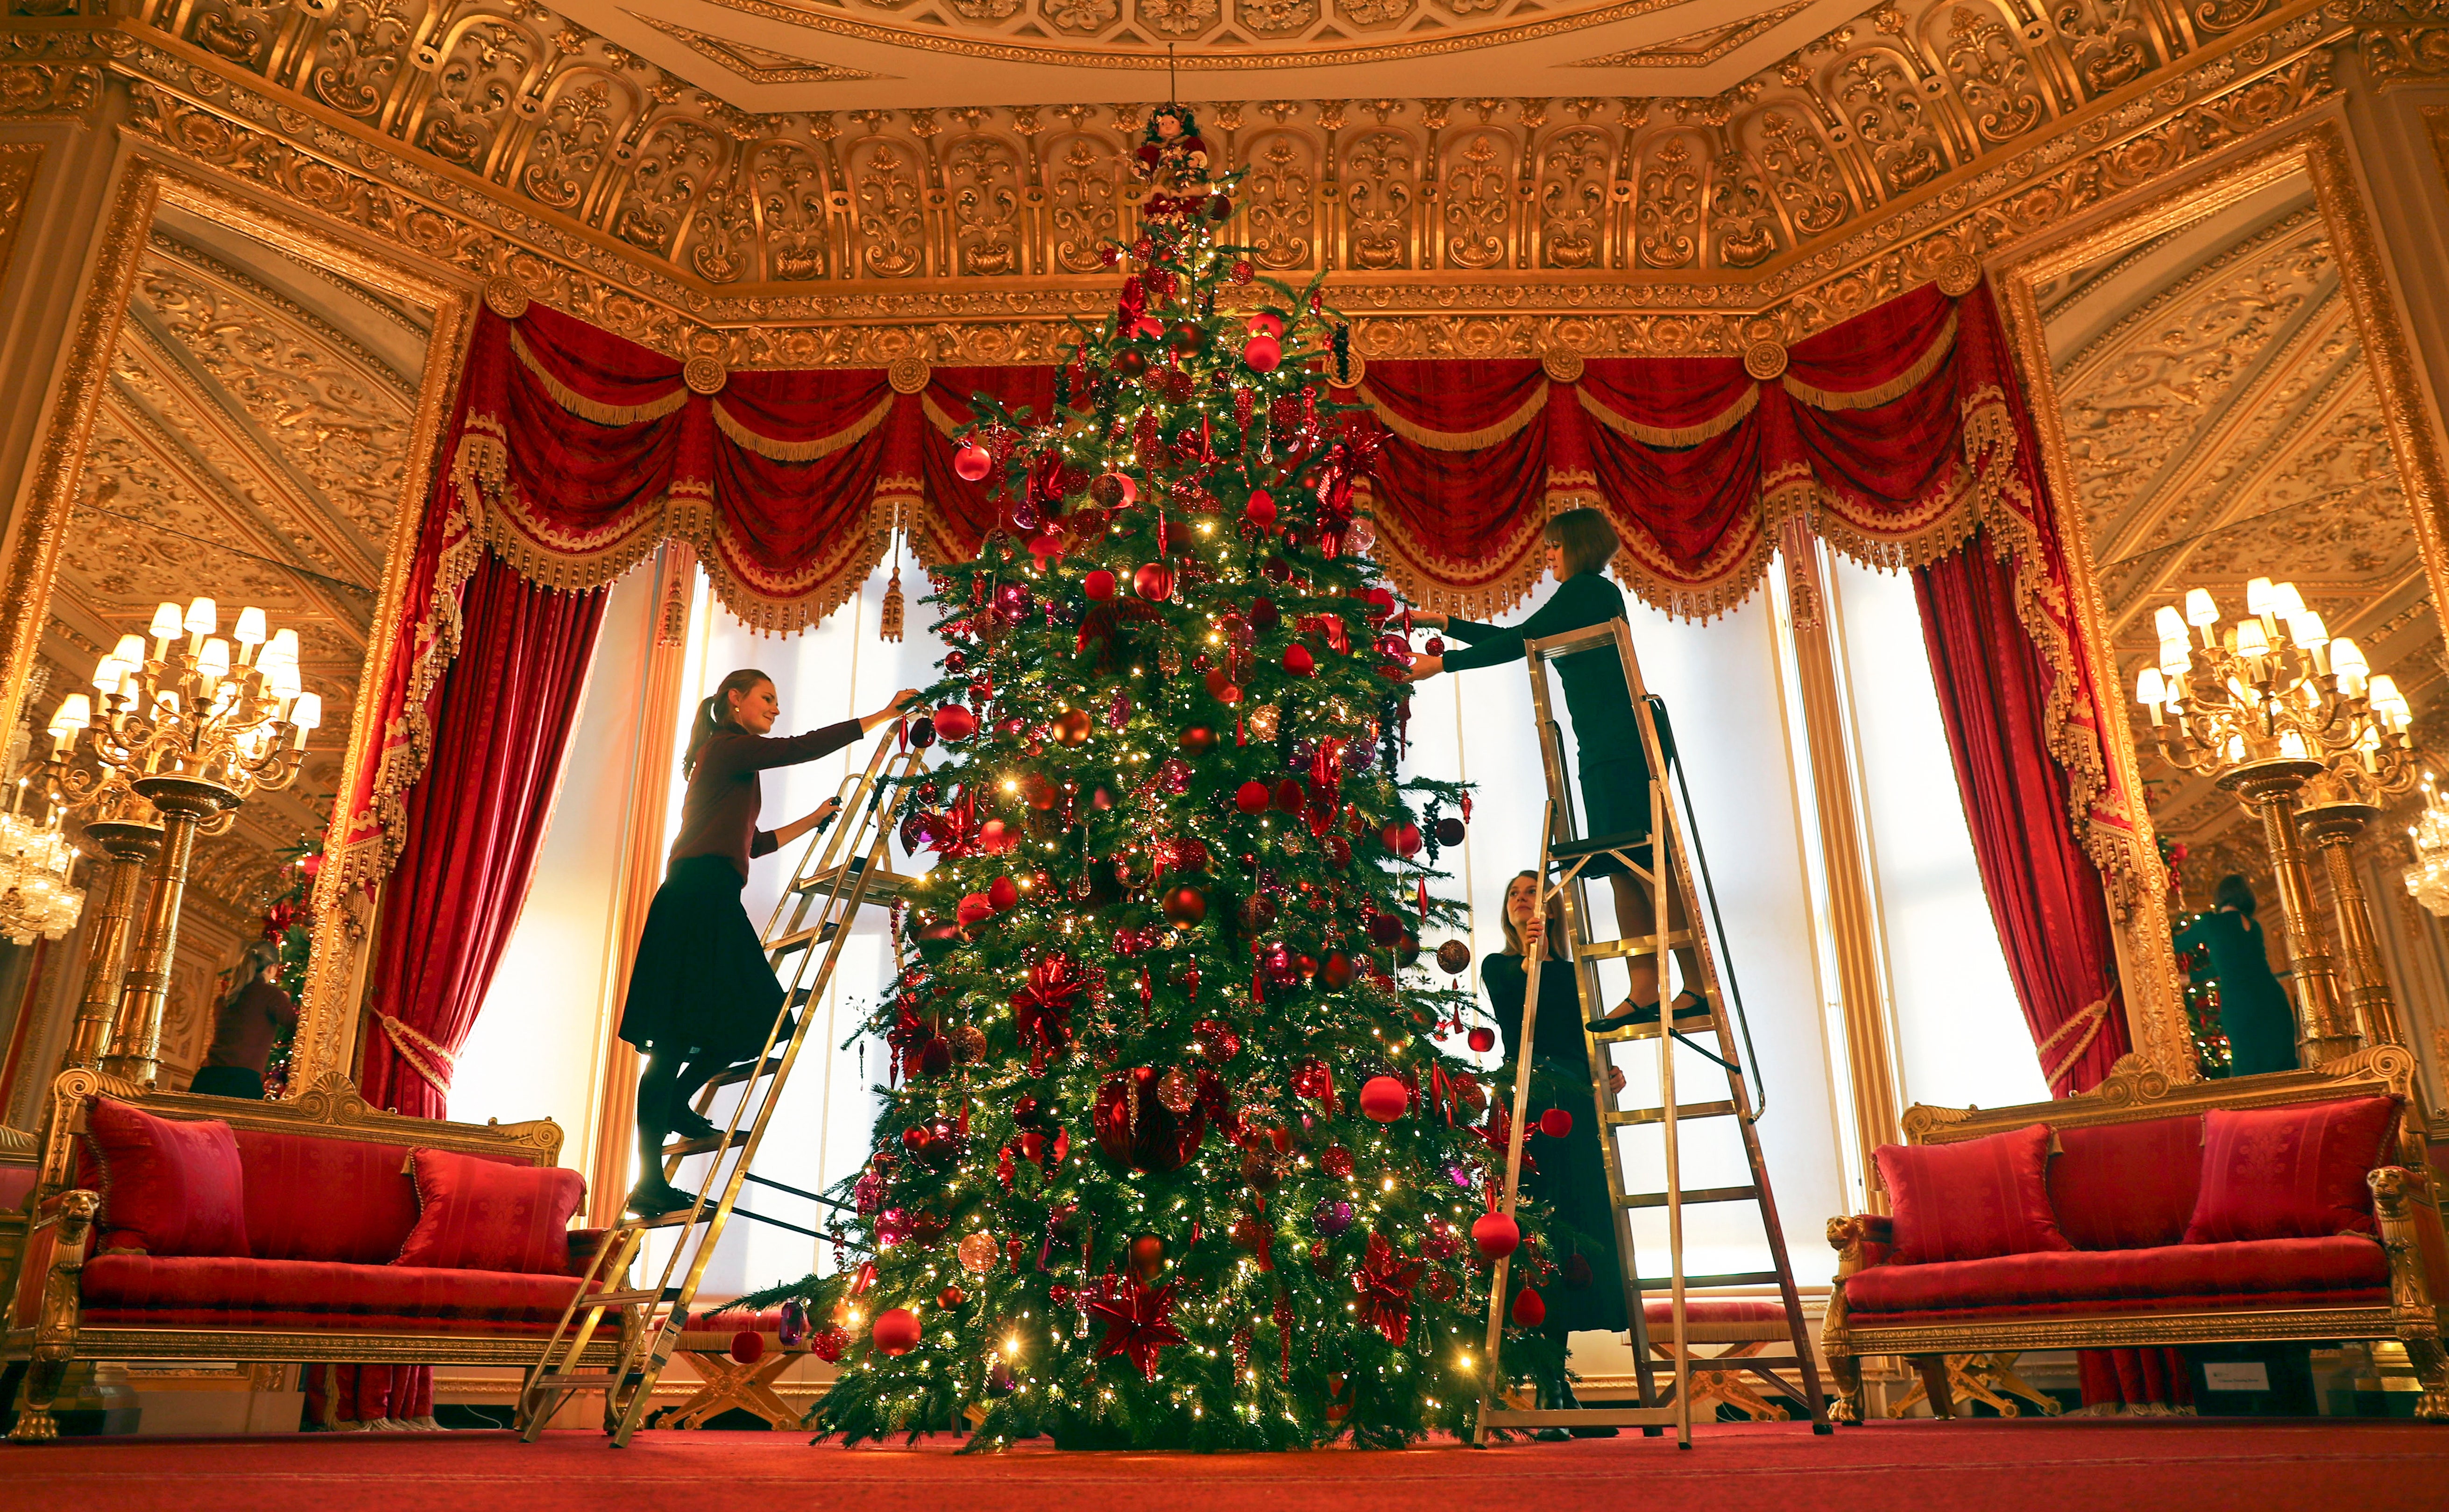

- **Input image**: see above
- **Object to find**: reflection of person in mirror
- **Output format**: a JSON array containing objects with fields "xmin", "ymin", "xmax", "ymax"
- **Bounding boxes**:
[
  {"xmin": 1481, "ymin": 870, "xmax": 1626, "ymax": 1434},
  {"xmin": 1409, "ymin": 509, "xmax": 1702, "ymax": 1025},
  {"xmin": 2175, "ymin": 873, "xmax": 2299, "ymax": 1077},
  {"xmin": 617, "ymin": 670, "xmax": 920, "ymax": 1218},
  {"xmin": 189, "ymin": 940, "xmax": 296, "ymax": 1100}
]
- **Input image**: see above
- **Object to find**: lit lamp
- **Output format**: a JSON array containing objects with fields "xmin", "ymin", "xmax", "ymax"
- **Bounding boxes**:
[
  {"xmin": 2134, "ymin": 578, "xmax": 2408, "ymax": 1065},
  {"xmin": 2404, "ymin": 777, "xmax": 2449, "ymax": 917},
  {"xmin": 37, "ymin": 596, "xmax": 314, "ymax": 1087}
]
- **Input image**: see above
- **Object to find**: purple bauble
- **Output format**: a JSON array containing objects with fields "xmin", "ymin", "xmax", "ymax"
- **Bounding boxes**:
[
  {"xmin": 1346, "ymin": 738, "xmax": 1375, "ymax": 771},
  {"xmin": 1447, "ymin": 1164, "xmax": 1473, "ymax": 1190},
  {"xmin": 1313, "ymin": 1198, "xmax": 1355, "ymax": 1237}
]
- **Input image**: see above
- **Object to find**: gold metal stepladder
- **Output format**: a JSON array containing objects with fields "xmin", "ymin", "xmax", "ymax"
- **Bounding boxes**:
[
  {"xmin": 519, "ymin": 728, "xmax": 925, "ymax": 1445},
  {"xmin": 1472, "ymin": 620, "xmax": 1830, "ymax": 1446}
]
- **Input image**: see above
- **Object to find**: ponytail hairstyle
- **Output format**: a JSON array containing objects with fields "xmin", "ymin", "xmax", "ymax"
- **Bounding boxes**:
[{"xmin": 684, "ymin": 669, "xmax": 773, "ymax": 777}]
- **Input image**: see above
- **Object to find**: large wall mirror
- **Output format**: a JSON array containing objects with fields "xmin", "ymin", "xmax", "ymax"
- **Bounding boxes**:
[
  {"xmin": 2000, "ymin": 124, "xmax": 2449, "ymax": 1097},
  {"xmin": 0, "ymin": 164, "xmax": 465, "ymax": 1122}
]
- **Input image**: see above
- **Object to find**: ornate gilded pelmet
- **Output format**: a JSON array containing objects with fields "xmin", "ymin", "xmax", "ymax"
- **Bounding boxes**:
[{"xmin": 0, "ymin": 2, "xmax": 2351, "ymax": 371}]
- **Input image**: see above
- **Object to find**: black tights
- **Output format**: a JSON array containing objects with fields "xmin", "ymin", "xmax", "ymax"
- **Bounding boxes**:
[{"xmin": 632, "ymin": 1050, "xmax": 724, "ymax": 1195}]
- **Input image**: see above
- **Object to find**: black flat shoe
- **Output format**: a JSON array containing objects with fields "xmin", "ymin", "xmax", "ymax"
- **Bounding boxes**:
[
  {"xmin": 668, "ymin": 1105, "xmax": 719, "ymax": 1141},
  {"xmin": 627, "ymin": 1180, "xmax": 696, "ymax": 1219}
]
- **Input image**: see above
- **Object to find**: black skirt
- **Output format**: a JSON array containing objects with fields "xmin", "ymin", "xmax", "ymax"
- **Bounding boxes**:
[{"xmin": 618, "ymin": 853, "xmax": 784, "ymax": 1063}]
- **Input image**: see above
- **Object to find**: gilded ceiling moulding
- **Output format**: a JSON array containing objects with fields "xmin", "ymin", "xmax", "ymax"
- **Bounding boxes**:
[{"xmin": 6, "ymin": 0, "xmax": 2343, "ymax": 367}]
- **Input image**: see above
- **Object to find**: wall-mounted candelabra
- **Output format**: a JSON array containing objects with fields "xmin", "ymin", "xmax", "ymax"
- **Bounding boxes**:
[{"xmin": 2136, "ymin": 577, "xmax": 2415, "ymax": 1066}]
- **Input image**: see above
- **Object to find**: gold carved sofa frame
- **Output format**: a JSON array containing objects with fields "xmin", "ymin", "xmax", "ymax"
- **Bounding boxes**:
[{"xmin": 1821, "ymin": 1049, "xmax": 2449, "ymax": 1422}]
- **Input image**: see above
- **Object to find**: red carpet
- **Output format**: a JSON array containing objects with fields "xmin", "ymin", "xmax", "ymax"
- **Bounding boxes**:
[{"xmin": 5, "ymin": 1419, "xmax": 2444, "ymax": 1512}]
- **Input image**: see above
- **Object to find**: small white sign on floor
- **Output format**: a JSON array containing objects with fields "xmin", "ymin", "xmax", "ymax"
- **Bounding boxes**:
[{"xmin": 2202, "ymin": 1362, "xmax": 2271, "ymax": 1392}]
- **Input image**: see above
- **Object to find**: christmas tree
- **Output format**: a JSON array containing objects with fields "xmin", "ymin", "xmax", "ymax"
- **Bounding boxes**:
[{"xmin": 736, "ymin": 110, "xmax": 1564, "ymax": 1450}]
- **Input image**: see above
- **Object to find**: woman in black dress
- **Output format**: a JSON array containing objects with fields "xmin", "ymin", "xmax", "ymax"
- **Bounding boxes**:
[
  {"xmin": 2174, "ymin": 874, "xmax": 2299, "ymax": 1077},
  {"xmin": 1482, "ymin": 869, "xmax": 1630, "ymax": 1433},
  {"xmin": 622, "ymin": 668, "xmax": 920, "ymax": 1217},
  {"xmin": 1414, "ymin": 509, "xmax": 1701, "ymax": 1023}
]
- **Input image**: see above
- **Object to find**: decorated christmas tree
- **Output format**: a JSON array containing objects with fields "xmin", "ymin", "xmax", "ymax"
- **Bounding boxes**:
[{"xmin": 737, "ymin": 110, "xmax": 1563, "ymax": 1450}]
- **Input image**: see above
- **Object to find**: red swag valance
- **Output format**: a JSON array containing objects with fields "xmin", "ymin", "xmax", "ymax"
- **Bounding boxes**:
[{"xmin": 333, "ymin": 283, "xmax": 2143, "ymax": 910}]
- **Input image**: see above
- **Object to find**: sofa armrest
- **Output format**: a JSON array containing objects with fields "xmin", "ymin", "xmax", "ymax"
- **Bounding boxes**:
[
  {"xmin": 10, "ymin": 1188, "xmax": 95, "ymax": 1337},
  {"xmin": 567, "ymin": 1226, "xmax": 618, "ymax": 1280},
  {"xmin": 2370, "ymin": 1166, "xmax": 2442, "ymax": 1326},
  {"xmin": 1827, "ymin": 1213, "xmax": 1894, "ymax": 1268}
]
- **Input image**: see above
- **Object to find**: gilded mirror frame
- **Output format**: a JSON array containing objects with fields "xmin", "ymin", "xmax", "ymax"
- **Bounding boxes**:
[
  {"xmin": 1988, "ymin": 110, "xmax": 2449, "ymax": 1083},
  {"xmin": 0, "ymin": 153, "xmax": 474, "ymax": 1095}
]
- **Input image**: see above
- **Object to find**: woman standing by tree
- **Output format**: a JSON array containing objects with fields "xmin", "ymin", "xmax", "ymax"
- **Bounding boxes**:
[{"xmin": 621, "ymin": 670, "xmax": 920, "ymax": 1217}]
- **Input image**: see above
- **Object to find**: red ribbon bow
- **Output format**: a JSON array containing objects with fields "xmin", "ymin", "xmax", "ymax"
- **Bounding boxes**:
[
  {"xmin": 1010, "ymin": 952, "xmax": 1085, "ymax": 1072},
  {"xmin": 1088, "ymin": 1272, "xmax": 1185, "ymax": 1381},
  {"xmin": 1353, "ymin": 1232, "xmax": 1423, "ymax": 1346}
]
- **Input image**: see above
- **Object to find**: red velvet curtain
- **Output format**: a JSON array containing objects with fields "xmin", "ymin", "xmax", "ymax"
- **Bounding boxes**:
[{"xmin": 356, "ymin": 556, "xmax": 607, "ymax": 1118}]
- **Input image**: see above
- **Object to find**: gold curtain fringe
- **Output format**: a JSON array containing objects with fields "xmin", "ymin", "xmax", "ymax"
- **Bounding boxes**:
[
  {"xmin": 1781, "ymin": 311, "xmax": 1960, "ymax": 412},
  {"xmin": 507, "ymin": 327, "xmax": 691, "ymax": 427},
  {"xmin": 2039, "ymin": 997, "xmax": 2113, "ymax": 1088},
  {"xmin": 922, "ymin": 392, "xmax": 969, "ymax": 437},
  {"xmin": 1359, "ymin": 379, "xmax": 1551, "ymax": 452},
  {"xmin": 375, "ymin": 1012, "xmax": 458, "ymax": 1092},
  {"xmin": 712, "ymin": 390, "xmax": 895, "ymax": 462},
  {"xmin": 1577, "ymin": 382, "xmax": 1760, "ymax": 448},
  {"xmin": 1612, "ymin": 530, "xmax": 1777, "ymax": 625},
  {"xmin": 699, "ymin": 521, "xmax": 894, "ymax": 637}
]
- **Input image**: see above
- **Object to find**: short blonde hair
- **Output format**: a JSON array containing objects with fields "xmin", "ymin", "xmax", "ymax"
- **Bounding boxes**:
[{"xmin": 1543, "ymin": 508, "xmax": 1619, "ymax": 579}]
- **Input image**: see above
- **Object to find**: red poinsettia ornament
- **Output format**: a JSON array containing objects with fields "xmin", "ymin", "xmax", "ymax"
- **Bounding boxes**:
[
  {"xmin": 1353, "ymin": 1231, "xmax": 1423, "ymax": 1345},
  {"xmin": 1087, "ymin": 1272, "xmax": 1186, "ymax": 1381}
]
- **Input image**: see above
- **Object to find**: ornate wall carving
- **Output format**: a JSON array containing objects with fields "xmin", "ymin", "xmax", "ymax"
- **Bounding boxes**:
[{"xmin": 0, "ymin": 142, "xmax": 40, "ymax": 297}]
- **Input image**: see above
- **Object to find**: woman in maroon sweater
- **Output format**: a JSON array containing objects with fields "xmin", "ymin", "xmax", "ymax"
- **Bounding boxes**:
[{"xmin": 622, "ymin": 668, "xmax": 919, "ymax": 1217}]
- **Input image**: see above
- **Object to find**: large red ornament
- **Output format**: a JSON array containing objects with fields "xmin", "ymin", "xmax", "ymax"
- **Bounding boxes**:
[
  {"xmin": 978, "ymin": 819, "xmax": 1018, "ymax": 854},
  {"xmin": 1359, "ymin": 1076, "xmax": 1408, "ymax": 1123},
  {"xmin": 1510, "ymin": 1288, "xmax": 1546, "ymax": 1328},
  {"xmin": 953, "ymin": 440, "xmax": 993, "ymax": 482},
  {"xmin": 1134, "ymin": 562, "xmax": 1175, "ymax": 602},
  {"xmin": 1244, "ymin": 489, "xmax": 1277, "ymax": 530},
  {"xmin": 988, "ymin": 875, "xmax": 1020, "ymax": 911},
  {"xmin": 1244, "ymin": 333, "xmax": 1282, "ymax": 373},
  {"xmin": 1382, "ymin": 822, "xmax": 1423, "ymax": 857},
  {"xmin": 1320, "ymin": 952, "xmax": 1355, "ymax": 990},
  {"xmin": 1054, "ymin": 707, "xmax": 1094, "ymax": 746},
  {"xmin": 956, "ymin": 893, "xmax": 992, "ymax": 927},
  {"xmin": 1283, "ymin": 643, "xmax": 1314, "ymax": 677},
  {"xmin": 871, "ymin": 1307, "xmax": 922, "ymax": 1355},
  {"xmin": 933, "ymin": 704, "xmax": 979, "ymax": 742},
  {"xmin": 1467, "ymin": 1025, "xmax": 1497, "ymax": 1054},
  {"xmin": 1130, "ymin": 1234, "xmax": 1166, "ymax": 1281},
  {"xmin": 1538, "ymin": 1108, "xmax": 1574, "ymax": 1139},
  {"xmin": 729, "ymin": 1329, "xmax": 764, "ymax": 1364},
  {"xmin": 1236, "ymin": 781, "xmax": 1272, "ymax": 814},
  {"xmin": 1083, "ymin": 569, "xmax": 1118, "ymax": 602},
  {"xmin": 1161, "ymin": 884, "xmax": 1207, "ymax": 926},
  {"xmin": 1472, "ymin": 1212, "xmax": 1521, "ymax": 1260}
]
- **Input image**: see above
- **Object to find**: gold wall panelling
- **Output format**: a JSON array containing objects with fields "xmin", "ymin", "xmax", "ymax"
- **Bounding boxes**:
[
  {"xmin": 27, "ymin": 0, "xmax": 2331, "ymax": 340},
  {"xmin": 0, "ymin": 144, "xmax": 43, "ymax": 297},
  {"xmin": 1992, "ymin": 118, "xmax": 2449, "ymax": 1083},
  {"xmin": 0, "ymin": 155, "xmax": 473, "ymax": 1099}
]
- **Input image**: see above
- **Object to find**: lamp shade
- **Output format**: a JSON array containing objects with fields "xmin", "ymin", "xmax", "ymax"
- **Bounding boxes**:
[
  {"xmin": 234, "ymin": 607, "xmax": 267, "ymax": 646},
  {"xmin": 2185, "ymin": 588, "xmax": 2219, "ymax": 626},
  {"xmin": 183, "ymin": 597, "xmax": 217, "ymax": 636},
  {"xmin": 149, "ymin": 602, "xmax": 184, "ymax": 639},
  {"xmin": 2135, "ymin": 667, "xmax": 2166, "ymax": 706}
]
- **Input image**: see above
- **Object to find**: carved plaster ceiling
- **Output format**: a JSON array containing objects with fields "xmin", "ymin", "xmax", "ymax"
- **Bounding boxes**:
[
  {"xmin": 37, "ymin": 204, "xmax": 428, "ymax": 931},
  {"xmin": 559, "ymin": 0, "xmax": 1858, "ymax": 108},
  {"xmin": 2038, "ymin": 174, "xmax": 2434, "ymax": 906}
]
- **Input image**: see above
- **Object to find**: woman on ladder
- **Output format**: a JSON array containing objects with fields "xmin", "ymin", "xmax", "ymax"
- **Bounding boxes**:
[
  {"xmin": 1411, "ymin": 508, "xmax": 1702, "ymax": 1024},
  {"xmin": 622, "ymin": 669, "xmax": 921, "ymax": 1218},
  {"xmin": 1483, "ymin": 869, "xmax": 1631, "ymax": 1436}
]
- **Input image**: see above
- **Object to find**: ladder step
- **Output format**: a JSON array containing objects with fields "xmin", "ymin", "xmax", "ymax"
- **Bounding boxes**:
[
  {"xmin": 706, "ymin": 1053, "xmax": 788, "ymax": 1091},
  {"xmin": 795, "ymin": 855, "xmax": 916, "ymax": 899},
  {"xmin": 1606, "ymin": 1100, "xmax": 1739, "ymax": 1126},
  {"xmin": 770, "ymin": 921, "xmax": 840, "ymax": 956},
  {"xmin": 618, "ymin": 1207, "xmax": 705, "ymax": 1232},
  {"xmin": 1577, "ymin": 932, "xmax": 1696, "ymax": 961},
  {"xmin": 1549, "ymin": 829, "xmax": 1654, "ymax": 862},
  {"xmin": 1618, "ymin": 1185, "xmax": 1759, "ymax": 1209},
  {"xmin": 586, "ymin": 1286, "xmax": 684, "ymax": 1309},
  {"xmin": 1591, "ymin": 1015, "xmax": 1723, "ymax": 1044},
  {"xmin": 662, "ymin": 1134, "xmax": 734, "ymax": 1158},
  {"xmin": 1635, "ymin": 1271, "xmax": 1786, "ymax": 1289}
]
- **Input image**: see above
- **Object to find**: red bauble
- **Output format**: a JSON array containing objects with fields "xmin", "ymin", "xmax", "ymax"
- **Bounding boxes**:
[
  {"xmin": 918, "ymin": 1037, "xmax": 952, "ymax": 1077},
  {"xmin": 1434, "ymin": 939, "xmax": 1473, "ymax": 975},
  {"xmin": 1244, "ymin": 332, "xmax": 1282, "ymax": 373},
  {"xmin": 1245, "ymin": 489, "xmax": 1277, "ymax": 530},
  {"xmin": 1511, "ymin": 1288, "xmax": 1546, "ymax": 1327},
  {"xmin": 1235, "ymin": 780, "xmax": 1272, "ymax": 814},
  {"xmin": 1358, "ymin": 1075, "xmax": 1408, "ymax": 1123},
  {"xmin": 1366, "ymin": 913, "xmax": 1404, "ymax": 946},
  {"xmin": 1320, "ymin": 1145, "xmax": 1354, "ymax": 1178},
  {"xmin": 1162, "ymin": 884, "xmax": 1208, "ymax": 927},
  {"xmin": 1133, "ymin": 562, "xmax": 1175, "ymax": 602},
  {"xmin": 1324, "ymin": 835, "xmax": 1352, "ymax": 868},
  {"xmin": 934, "ymin": 704, "xmax": 979, "ymax": 742},
  {"xmin": 956, "ymin": 893, "xmax": 992, "ymax": 927},
  {"xmin": 871, "ymin": 1307, "xmax": 922, "ymax": 1355},
  {"xmin": 1054, "ymin": 707, "xmax": 1094, "ymax": 746},
  {"xmin": 1274, "ymin": 779, "xmax": 1304, "ymax": 814},
  {"xmin": 938, "ymin": 1285, "xmax": 966, "ymax": 1308},
  {"xmin": 1084, "ymin": 569, "xmax": 1118, "ymax": 602},
  {"xmin": 978, "ymin": 819, "xmax": 1018, "ymax": 855},
  {"xmin": 1283, "ymin": 643, "xmax": 1315, "ymax": 677},
  {"xmin": 1320, "ymin": 951, "xmax": 1355, "ymax": 990},
  {"xmin": 901, "ymin": 1124, "xmax": 935, "ymax": 1156},
  {"xmin": 1538, "ymin": 1108, "xmax": 1573, "ymax": 1138},
  {"xmin": 1382, "ymin": 822, "xmax": 1423, "ymax": 857},
  {"xmin": 729, "ymin": 1329, "xmax": 765, "ymax": 1364},
  {"xmin": 1204, "ymin": 668, "xmax": 1243, "ymax": 705},
  {"xmin": 1249, "ymin": 596, "xmax": 1280, "ymax": 629},
  {"xmin": 988, "ymin": 875, "xmax": 1020, "ymax": 911},
  {"xmin": 1130, "ymin": 1234, "xmax": 1166, "ymax": 1280},
  {"xmin": 1467, "ymin": 1025, "xmax": 1497, "ymax": 1054},
  {"xmin": 1472, "ymin": 1212, "xmax": 1522, "ymax": 1261},
  {"xmin": 952, "ymin": 440, "xmax": 992, "ymax": 482},
  {"xmin": 1179, "ymin": 726, "xmax": 1217, "ymax": 756}
]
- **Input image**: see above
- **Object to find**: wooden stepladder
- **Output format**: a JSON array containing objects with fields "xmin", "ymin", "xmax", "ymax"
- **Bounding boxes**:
[
  {"xmin": 518, "ymin": 728, "xmax": 923, "ymax": 1446},
  {"xmin": 1471, "ymin": 620, "xmax": 1829, "ymax": 1446}
]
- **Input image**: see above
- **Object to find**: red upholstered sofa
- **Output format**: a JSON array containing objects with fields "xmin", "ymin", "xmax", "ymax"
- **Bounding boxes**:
[
  {"xmin": 1821, "ymin": 1051, "xmax": 2449, "ymax": 1422},
  {"xmin": 3, "ymin": 1068, "xmax": 630, "ymax": 1441}
]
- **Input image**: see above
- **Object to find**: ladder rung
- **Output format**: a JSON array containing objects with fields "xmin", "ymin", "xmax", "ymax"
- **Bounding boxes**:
[
  {"xmin": 1590, "ymin": 1015, "xmax": 1721, "ymax": 1043},
  {"xmin": 1635, "ymin": 1271, "xmax": 1785, "ymax": 1289},
  {"xmin": 1618, "ymin": 1185, "xmax": 1759, "ymax": 1209},
  {"xmin": 1578, "ymin": 932, "xmax": 1695, "ymax": 961},
  {"xmin": 770, "ymin": 921, "xmax": 839, "ymax": 956},
  {"xmin": 1549, "ymin": 829, "xmax": 1652, "ymax": 861},
  {"xmin": 796, "ymin": 855, "xmax": 915, "ymax": 898},
  {"xmin": 662, "ymin": 1134, "xmax": 735, "ymax": 1158},
  {"xmin": 1606, "ymin": 1101, "xmax": 1739, "ymax": 1126},
  {"xmin": 618, "ymin": 1207, "xmax": 704, "ymax": 1231},
  {"xmin": 585, "ymin": 1286, "xmax": 683, "ymax": 1309},
  {"xmin": 706, "ymin": 1053, "xmax": 787, "ymax": 1091}
]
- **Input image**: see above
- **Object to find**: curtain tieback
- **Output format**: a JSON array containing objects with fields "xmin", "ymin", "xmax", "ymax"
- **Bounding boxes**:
[
  {"xmin": 377, "ymin": 1013, "xmax": 457, "ymax": 1093},
  {"xmin": 2039, "ymin": 996, "xmax": 2112, "ymax": 1089}
]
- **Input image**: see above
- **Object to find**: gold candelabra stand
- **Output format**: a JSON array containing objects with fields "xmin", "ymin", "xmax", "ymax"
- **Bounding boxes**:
[
  {"xmin": 40, "ymin": 597, "xmax": 319, "ymax": 1088},
  {"xmin": 2136, "ymin": 578, "xmax": 2414, "ymax": 1067}
]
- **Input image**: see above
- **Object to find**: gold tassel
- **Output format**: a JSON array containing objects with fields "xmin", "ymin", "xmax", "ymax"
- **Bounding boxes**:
[{"xmin": 880, "ymin": 564, "xmax": 905, "ymax": 643}]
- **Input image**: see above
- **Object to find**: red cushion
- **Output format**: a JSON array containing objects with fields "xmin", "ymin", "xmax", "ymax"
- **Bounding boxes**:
[
  {"xmin": 394, "ymin": 1147, "xmax": 584, "ymax": 1274},
  {"xmin": 1874, "ymin": 1124, "xmax": 2069, "ymax": 1266},
  {"xmin": 1839, "ymin": 1285, "xmax": 2391, "ymax": 1329},
  {"xmin": 2048, "ymin": 1116, "xmax": 2204, "ymax": 1250},
  {"xmin": 230, "ymin": 1129, "xmax": 423, "ymax": 1264},
  {"xmin": 1844, "ymin": 1234, "xmax": 2388, "ymax": 1315},
  {"xmin": 2185, "ymin": 1095, "xmax": 2399, "ymax": 1244},
  {"xmin": 79, "ymin": 1253, "xmax": 586, "ymax": 1335},
  {"xmin": 84, "ymin": 1099, "xmax": 249, "ymax": 1258}
]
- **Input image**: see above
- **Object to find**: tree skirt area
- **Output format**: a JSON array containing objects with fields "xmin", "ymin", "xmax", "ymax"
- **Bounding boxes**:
[{"xmin": 6, "ymin": 1419, "xmax": 2446, "ymax": 1512}]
